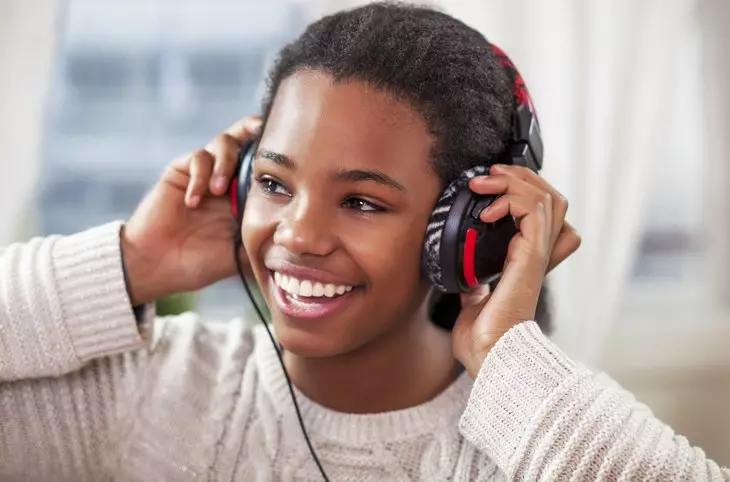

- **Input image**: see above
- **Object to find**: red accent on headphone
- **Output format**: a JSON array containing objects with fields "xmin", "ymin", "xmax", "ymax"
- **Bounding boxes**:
[
  {"xmin": 490, "ymin": 44, "xmax": 537, "ymax": 121},
  {"xmin": 463, "ymin": 228, "xmax": 479, "ymax": 288},
  {"xmin": 230, "ymin": 175, "xmax": 239, "ymax": 218}
]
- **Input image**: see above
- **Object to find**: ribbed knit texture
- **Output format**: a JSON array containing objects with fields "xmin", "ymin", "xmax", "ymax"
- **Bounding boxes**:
[{"xmin": 0, "ymin": 223, "xmax": 727, "ymax": 481}]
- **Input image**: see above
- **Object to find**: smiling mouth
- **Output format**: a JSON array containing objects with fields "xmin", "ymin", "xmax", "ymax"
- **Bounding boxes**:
[
  {"xmin": 273, "ymin": 271, "xmax": 354, "ymax": 299},
  {"xmin": 269, "ymin": 271, "xmax": 360, "ymax": 319}
]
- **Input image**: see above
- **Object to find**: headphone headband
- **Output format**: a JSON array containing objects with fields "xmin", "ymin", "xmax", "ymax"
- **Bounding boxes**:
[
  {"xmin": 489, "ymin": 44, "xmax": 538, "ymax": 120},
  {"xmin": 489, "ymin": 44, "xmax": 543, "ymax": 171}
]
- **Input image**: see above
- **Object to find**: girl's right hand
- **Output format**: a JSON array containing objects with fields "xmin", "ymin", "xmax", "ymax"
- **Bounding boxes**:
[{"xmin": 121, "ymin": 116, "xmax": 261, "ymax": 306}]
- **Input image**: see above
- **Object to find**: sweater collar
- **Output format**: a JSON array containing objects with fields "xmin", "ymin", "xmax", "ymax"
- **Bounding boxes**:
[{"xmin": 252, "ymin": 324, "xmax": 473, "ymax": 445}]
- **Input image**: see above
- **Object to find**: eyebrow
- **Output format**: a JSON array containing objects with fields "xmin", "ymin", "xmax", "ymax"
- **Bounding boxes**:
[
  {"xmin": 333, "ymin": 169, "xmax": 406, "ymax": 192},
  {"xmin": 256, "ymin": 148, "xmax": 407, "ymax": 192},
  {"xmin": 257, "ymin": 148, "xmax": 295, "ymax": 169}
]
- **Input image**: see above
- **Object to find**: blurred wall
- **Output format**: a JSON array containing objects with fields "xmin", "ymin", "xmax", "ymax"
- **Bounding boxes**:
[
  {"xmin": 31, "ymin": 0, "xmax": 308, "ymax": 320},
  {"xmin": 0, "ymin": 0, "xmax": 60, "ymax": 245},
  {"xmin": 598, "ymin": 0, "xmax": 730, "ymax": 466},
  {"xmin": 702, "ymin": 0, "xmax": 730, "ymax": 303}
]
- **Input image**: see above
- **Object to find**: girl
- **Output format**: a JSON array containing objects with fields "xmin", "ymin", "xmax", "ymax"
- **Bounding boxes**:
[{"xmin": 1, "ymin": 3, "xmax": 726, "ymax": 480}]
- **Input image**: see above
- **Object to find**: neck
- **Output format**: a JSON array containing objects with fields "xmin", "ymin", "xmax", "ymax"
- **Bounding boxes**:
[{"xmin": 284, "ymin": 310, "xmax": 459, "ymax": 414}]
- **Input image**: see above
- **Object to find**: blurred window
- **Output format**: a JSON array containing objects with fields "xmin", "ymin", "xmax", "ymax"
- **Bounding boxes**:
[
  {"xmin": 66, "ymin": 53, "xmax": 136, "ymax": 98},
  {"xmin": 39, "ymin": 0, "xmax": 308, "ymax": 319},
  {"xmin": 628, "ymin": 17, "xmax": 706, "ymax": 294},
  {"xmin": 40, "ymin": 0, "xmax": 706, "ymax": 318}
]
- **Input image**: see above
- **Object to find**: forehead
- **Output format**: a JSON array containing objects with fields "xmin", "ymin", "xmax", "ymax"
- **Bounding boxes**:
[{"xmin": 261, "ymin": 70, "xmax": 438, "ymax": 184}]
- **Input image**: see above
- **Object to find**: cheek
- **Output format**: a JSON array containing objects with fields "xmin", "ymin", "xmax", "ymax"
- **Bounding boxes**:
[{"xmin": 346, "ymin": 219, "xmax": 426, "ymax": 289}]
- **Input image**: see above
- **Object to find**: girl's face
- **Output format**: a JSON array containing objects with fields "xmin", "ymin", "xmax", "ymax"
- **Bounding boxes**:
[{"xmin": 242, "ymin": 70, "xmax": 443, "ymax": 357}]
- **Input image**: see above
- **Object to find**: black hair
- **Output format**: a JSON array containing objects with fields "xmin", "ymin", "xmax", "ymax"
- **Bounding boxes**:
[{"xmin": 260, "ymin": 1, "xmax": 553, "ymax": 334}]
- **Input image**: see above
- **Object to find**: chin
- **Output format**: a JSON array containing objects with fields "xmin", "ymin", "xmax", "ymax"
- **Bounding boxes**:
[
  {"xmin": 271, "ymin": 317, "xmax": 351, "ymax": 358},
  {"xmin": 263, "ymin": 276, "xmax": 374, "ymax": 357}
]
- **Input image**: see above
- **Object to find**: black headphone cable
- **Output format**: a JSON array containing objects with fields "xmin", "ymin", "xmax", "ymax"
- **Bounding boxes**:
[{"xmin": 232, "ymin": 233, "xmax": 331, "ymax": 482}]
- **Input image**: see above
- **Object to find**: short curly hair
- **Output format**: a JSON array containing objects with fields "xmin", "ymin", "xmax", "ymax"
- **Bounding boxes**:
[
  {"xmin": 260, "ymin": 1, "xmax": 553, "ymax": 334},
  {"xmin": 261, "ymin": 2, "xmax": 515, "ymax": 184}
]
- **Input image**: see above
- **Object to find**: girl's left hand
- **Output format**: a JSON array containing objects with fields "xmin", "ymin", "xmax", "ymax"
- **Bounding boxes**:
[{"xmin": 451, "ymin": 164, "xmax": 581, "ymax": 378}]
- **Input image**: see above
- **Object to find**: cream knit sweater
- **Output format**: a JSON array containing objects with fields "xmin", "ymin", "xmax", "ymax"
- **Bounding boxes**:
[{"xmin": 0, "ymin": 222, "xmax": 727, "ymax": 481}]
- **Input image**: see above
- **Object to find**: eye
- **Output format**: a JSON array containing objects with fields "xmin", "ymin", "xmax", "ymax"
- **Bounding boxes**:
[
  {"xmin": 256, "ymin": 176, "xmax": 291, "ymax": 197},
  {"xmin": 342, "ymin": 197, "xmax": 385, "ymax": 213}
]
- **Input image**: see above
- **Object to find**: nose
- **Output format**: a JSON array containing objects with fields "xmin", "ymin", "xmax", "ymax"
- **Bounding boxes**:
[{"xmin": 273, "ymin": 195, "xmax": 337, "ymax": 257}]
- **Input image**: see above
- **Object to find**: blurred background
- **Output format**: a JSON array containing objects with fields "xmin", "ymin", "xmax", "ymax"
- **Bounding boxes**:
[{"xmin": 1, "ymin": 0, "xmax": 728, "ymax": 465}]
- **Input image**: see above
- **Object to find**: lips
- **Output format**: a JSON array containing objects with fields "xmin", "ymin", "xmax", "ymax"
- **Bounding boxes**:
[
  {"xmin": 263, "ymin": 262, "xmax": 360, "ymax": 321},
  {"xmin": 270, "ymin": 274, "xmax": 359, "ymax": 320}
]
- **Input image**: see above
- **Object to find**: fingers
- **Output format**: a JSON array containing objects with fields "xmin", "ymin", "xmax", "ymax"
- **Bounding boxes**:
[
  {"xmin": 205, "ymin": 116, "xmax": 262, "ymax": 194},
  {"xmin": 472, "ymin": 174, "xmax": 549, "ymax": 215},
  {"xmin": 471, "ymin": 174, "xmax": 552, "ymax": 255},
  {"xmin": 546, "ymin": 222, "xmax": 581, "ymax": 272},
  {"xmin": 489, "ymin": 164, "xmax": 569, "ymax": 246},
  {"xmin": 471, "ymin": 174, "xmax": 552, "ymax": 224},
  {"xmin": 222, "ymin": 116, "xmax": 263, "ymax": 143},
  {"xmin": 468, "ymin": 166, "xmax": 579, "ymax": 271},
  {"xmin": 206, "ymin": 133, "xmax": 243, "ymax": 195},
  {"xmin": 162, "ymin": 115, "xmax": 262, "ymax": 209},
  {"xmin": 492, "ymin": 195, "xmax": 551, "ymax": 257},
  {"xmin": 186, "ymin": 150, "xmax": 214, "ymax": 207}
]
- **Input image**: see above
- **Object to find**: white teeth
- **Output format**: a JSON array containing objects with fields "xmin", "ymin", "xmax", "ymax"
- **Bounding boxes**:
[
  {"xmin": 273, "ymin": 272, "xmax": 353, "ymax": 298},
  {"xmin": 287, "ymin": 277, "xmax": 300, "ymax": 294},
  {"xmin": 299, "ymin": 280, "xmax": 313, "ymax": 297},
  {"xmin": 324, "ymin": 284, "xmax": 336, "ymax": 297}
]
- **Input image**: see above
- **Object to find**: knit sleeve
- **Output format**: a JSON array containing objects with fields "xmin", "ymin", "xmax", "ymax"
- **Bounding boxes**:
[
  {"xmin": 0, "ymin": 223, "xmax": 155, "ymax": 480},
  {"xmin": 458, "ymin": 321, "xmax": 730, "ymax": 481},
  {"xmin": 0, "ymin": 222, "xmax": 151, "ymax": 382}
]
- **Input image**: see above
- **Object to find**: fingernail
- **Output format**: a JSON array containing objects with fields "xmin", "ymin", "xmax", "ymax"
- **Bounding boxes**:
[
  {"xmin": 251, "ymin": 118, "xmax": 263, "ymax": 134},
  {"xmin": 469, "ymin": 176, "xmax": 487, "ymax": 186},
  {"xmin": 213, "ymin": 175, "xmax": 227, "ymax": 192},
  {"xmin": 189, "ymin": 194, "xmax": 200, "ymax": 207}
]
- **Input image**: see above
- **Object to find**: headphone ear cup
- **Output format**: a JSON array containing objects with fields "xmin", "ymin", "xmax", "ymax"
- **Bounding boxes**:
[
  {"xmin": 422, "ymin": 171, "xmax": 483, "ymax": 293},
  {"xmin": 421, "ymin": 178, "xmax": 460, "ymax": 293},
  {"xmin": 423, "ymin": 165, "xmax": 513, "ymax": 294},
  {"xmin": 231, "ymin": 140, "xmax": 257, "ymax": 225}
]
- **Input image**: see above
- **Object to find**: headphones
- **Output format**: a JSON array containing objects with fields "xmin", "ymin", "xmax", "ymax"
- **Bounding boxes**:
[
  {"xmin": 230, "ymin": 44, "xmax": 543, "ymax": 294},
  {"xmin": 229, "ymin": 44, "xmax": 543, "ymax": 482}
]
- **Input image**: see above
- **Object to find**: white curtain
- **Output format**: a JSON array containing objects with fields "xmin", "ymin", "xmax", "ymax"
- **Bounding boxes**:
[
  {"xmin": 429, "ymin": 0, "xmax": 696, "ymax": 363},
  {"xmin": 700, "ymin": 0, "xmax": 730, "ymax": 305},
  {"xmin": 0, "ymin": 0, "xmax": 61, "ymax": 245},
  {"xmin": 312, "ymin": 0, "xmax": 696, "ymax": 363}
]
